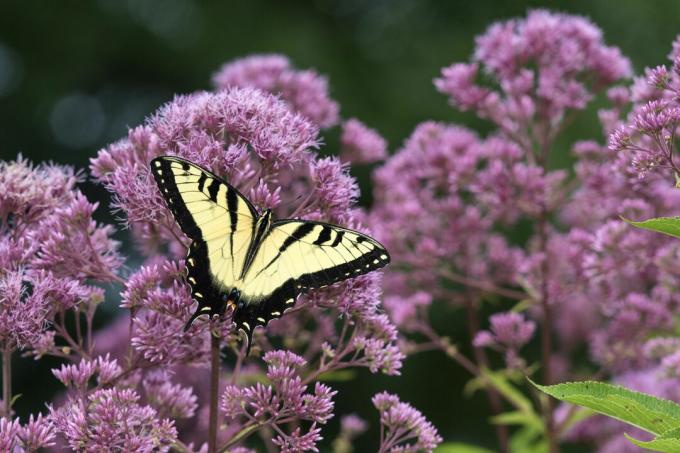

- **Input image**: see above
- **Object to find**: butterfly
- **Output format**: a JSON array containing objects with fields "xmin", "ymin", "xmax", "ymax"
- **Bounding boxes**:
[{"xmin": 150, "ymin": 156, "xmax": 390, "ymax": 350}]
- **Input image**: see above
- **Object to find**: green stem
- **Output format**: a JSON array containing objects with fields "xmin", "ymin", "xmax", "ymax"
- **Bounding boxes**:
[{"xmin": 218, "ymin": 423, "xmax": 259, "ymax": 452}]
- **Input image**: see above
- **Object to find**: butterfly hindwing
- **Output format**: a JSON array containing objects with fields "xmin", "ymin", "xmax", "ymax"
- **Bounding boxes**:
[
  {"xmin": 151, "ymin": 156, "xmax": 258, "ymax": 327},
  {"xmin": 233, "ymin": 220, "xmax": 391, "ymax": 336}
]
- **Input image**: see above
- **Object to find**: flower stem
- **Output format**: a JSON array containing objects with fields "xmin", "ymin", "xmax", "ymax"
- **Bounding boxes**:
[
  {"xmin": 538, "ymin": 210, "xmax": 558, "ymax": 453},
  {"xmin": 208, "ymin": 330, "xmax": 221, "ymax": 453},
  {"xmin": 218, "ymin": 423, "xmax": 260, "ymax": 452},
  {"xmin": 2, "ymin": 346, "xmax": 11, "ymax": 418}
]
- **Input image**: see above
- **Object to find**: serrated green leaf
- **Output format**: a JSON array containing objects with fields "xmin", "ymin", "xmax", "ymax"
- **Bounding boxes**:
[
  {"xmin": 531, "ymin": 379, "xmax": 680, "ymax": 435},
  {"xmin": 623, "ymin": 216, "xmax": 680, "ymax": 239},
  {"xmin": 435, "ymin": 442, "xmax": 495, "ymax": 453}
]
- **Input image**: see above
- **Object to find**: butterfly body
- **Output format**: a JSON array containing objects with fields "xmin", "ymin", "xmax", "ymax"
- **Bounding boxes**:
[{"xmin": 151, "ymin": 156, "xmax": 390, "ymax": 349}]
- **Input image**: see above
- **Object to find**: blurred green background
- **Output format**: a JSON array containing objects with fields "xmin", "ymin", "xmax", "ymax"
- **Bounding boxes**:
[{"xmin": 1, "ymin": 0, "xmax": 679, "ymax": 450}]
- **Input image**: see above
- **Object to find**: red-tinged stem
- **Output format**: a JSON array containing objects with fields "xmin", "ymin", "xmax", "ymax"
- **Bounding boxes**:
[
  {"xmin": 439, "ymin": 269, "xmax": 527, "ymax": 300},
  {"xmin": 539, "ymin": 212, "xmax": 558, "ymax": 453},
  {"xmin": 2, "ymin": 346, "xmax": 11, "ymax": 418},
  {"xmin": 208, "ymin": 331, "xmax": 221, "ymax": 453},
  {"xmin": 536, "ymin": 131, "xmax": 559, "ymax": 453}
]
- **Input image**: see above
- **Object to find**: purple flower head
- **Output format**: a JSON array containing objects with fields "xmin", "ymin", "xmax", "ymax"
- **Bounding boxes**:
[
  {"xmin": 27, "ymin": 193, "xmax": 122, "ymax": 281},
  {"xmin": 340, "ymin": 118, "xmax": 388, "ymax": 164},
  {"xmin": 221, "ymin": 350, "xmax": 337, "ymax": 452},
  {"xmin": 351, "ymin": 313, "xmax": 405, "ymax": 376},
  {"xmin": 340, "ymin": 414, "xmax": 367, "ymax": 437},
  {"xmin": 50, "ymin": 388, "xmax": 177, "ymax": 452},
  {"xmin": 18, "ymin": 414, "xmax": 56, "ymax": 451},
  {"xmin": 0, "ymin": 270, "xmax": 46, "ymax": 349},
  {"xmin": 0, "ymin": 418, "xmax": 20, "ymax": 452},
  {"xmin": 91, "ymin": 88, "xmax": 319, "ymax": 237},
  {"xmin": 486, "ymin": 312, "xmax": 536, "ymax": 349},
  {"xmin": 144, "ymin": 370, "xmax": 199, "ymax": 420},
  {"xmin": 372, "ymin": 392, "xmax": 442, "ymax": 453},
  {"xmin": 371, "ymin": 121, "xmax": 525, "ymax": 329},
  {"xmin": 474, "ymin": 312, "xmax": 536, "ymax": 369},
  {"xmin": 648, "ymin": 65, "xmax": 670, "ymax": 89},
  {"xmin": 436, "ymin": 10, "xmax": 630, "ymax": 142},
  {"xmin": 272, "ymin": 423, "xmax": 323, "ymax": 453},
  {"xmin": 213, "ymin": 54, "xmax": 339, "ymax": 128},
  {"xmin": 52, "ymin": 354, "xmax": 122, "ymax": 389},
  {"xmin": 610, "ymin": 37, "xmax": 680, "ymax": 177}
]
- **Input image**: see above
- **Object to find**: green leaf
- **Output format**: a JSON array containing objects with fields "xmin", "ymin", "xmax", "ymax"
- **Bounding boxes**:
[
  {"xmin": 623, "ymin": 216, "xmax": 680, "ymax": 239},
  {"xmin": 435, "ymin": 442, "xmax": 495, "ymax": 453},
  {"xmin": 9, "ymin": 393, "xmax": 21, "ymax": 407},
  {"xmin": 510, "ymin": 425, "xmax": 547, "ymax": 453},
  {"xmin": 490, "ymin": 410, "xmax": 543, "ymax": 431},
  {"xmin": 531, "ymin": 379, "xmax": 680, "ymax": 435},
  {"xmin": 625, "ymin": 427, "xmax": 680, "ymax": 453},
  {"xmin": 481, "ymin": 368, "xmax": 533, "ymax": 414}
]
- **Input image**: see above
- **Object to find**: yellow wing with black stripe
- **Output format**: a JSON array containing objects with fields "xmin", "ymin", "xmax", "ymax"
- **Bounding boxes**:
[
  {"xmin": 233, "ymin": 220, "xmax": 390, "ymax": 339},
  {"xmin": 151, "ymin": 156, "xmax": 257, "ymax": 328},
  {"xmin": 151, "ymin": 156, "xmax": 391, "ymax": 347}
]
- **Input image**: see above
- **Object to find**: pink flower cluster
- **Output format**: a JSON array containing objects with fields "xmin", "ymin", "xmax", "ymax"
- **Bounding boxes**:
[
  {"xmin": 9, "ymin": 7, "xmax": 680, "ymax": 453},
  {"xmin": 609, "ymin": 36, "xmax": 680, "ymax": 177},
  {"xmin": 212, "ymin": 54, "xmax": 339, "ymax": 128},
  {"xmin": 370, "ymin": 8, "xmax": 680, "ymax": 452},
  {"xmin": 435, "ymin": 9, "xmax": 631, "ymax": 140},
  {"xmin": 372, "ymin": 392, "xmax": 442, "ymax": 453}
]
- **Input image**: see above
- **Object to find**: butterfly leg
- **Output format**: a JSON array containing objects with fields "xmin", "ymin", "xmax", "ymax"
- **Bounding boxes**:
[{"xmin": 183, "ymin": 288, "xmax": 240, "ymax": 331}]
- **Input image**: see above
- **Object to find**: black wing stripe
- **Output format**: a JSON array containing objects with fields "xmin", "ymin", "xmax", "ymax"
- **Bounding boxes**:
[
  {"xmin": 313, "ymin": 225, "xmax": 333, "ymax": 245},
  {"xmin": 197, "ymin": 172, "xmax": 207, "ymax": 192},
  {"xmin": 207, "ymin": 179, "xmax": 221, "ymax": 202},
  {"xmin": 227, "ymin": 187, "xmax": 239, "ymax": 259},
  {"xmin": 330, "ymin": 231, "xmax": 344, "ymax": 247},
  {"xmin": 154, "ymin": 161, "xmax": 201, "ymax": 239},
  {"xmin": 279, "ymin": 222, "xmax": 316, "ymax": 253}
]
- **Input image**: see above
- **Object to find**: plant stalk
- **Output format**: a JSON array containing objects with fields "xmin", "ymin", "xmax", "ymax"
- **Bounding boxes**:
[
  {"xmin": 209, "ymin": 331, "xmax": 221, "ymax": 453},
  {"xmin": 539, "ymin": 210, "xmax": 558, "ymax": 453},
  {"xmin": 2, "ymin": 346, "xmax": 11, "ymax": 418}
]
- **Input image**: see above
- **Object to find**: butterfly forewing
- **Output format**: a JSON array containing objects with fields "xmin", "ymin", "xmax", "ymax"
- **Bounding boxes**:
[{"xmin": 151, "ymin": 156, "xmax": 258, "ymax": 325}]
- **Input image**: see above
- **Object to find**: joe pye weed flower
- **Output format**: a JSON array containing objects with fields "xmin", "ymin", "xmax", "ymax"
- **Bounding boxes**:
[{"xmin": 5, "ymin": 7, "xmax": 680, "ymax": 453}]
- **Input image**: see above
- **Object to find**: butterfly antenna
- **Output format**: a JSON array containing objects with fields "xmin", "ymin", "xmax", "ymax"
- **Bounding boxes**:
[{"xmin": 281, "ymin": 194, "xmax": 305, "ymax": 217}]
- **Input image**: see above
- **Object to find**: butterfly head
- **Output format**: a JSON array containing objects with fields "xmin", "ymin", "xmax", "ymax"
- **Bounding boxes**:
[{"xmin": 256, "ymin": 209, "xmax": 273, "ymax": 232}]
